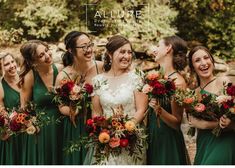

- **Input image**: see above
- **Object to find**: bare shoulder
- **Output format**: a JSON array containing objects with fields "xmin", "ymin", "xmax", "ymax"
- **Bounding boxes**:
[
  {"xmin": 0, "ymin": 81, "xmax": 4, "ymax": 98},
  {"xmin": 216, "ymin": 76, "xmax": 231, "ymax": 87},
  {"xmin": 54, "ymin": 63, "xmax": 64, "ymax": 72},
  {"xmin": 174, "ymin": 73, "xmax": 187, "ymax": 90},
  {"xmin": 56, "ymin": 66, "xmax": 70, "ymax": 82},
  {"xmin": 22, "ymin": 70, "xmax": 34, "ymax": 88}
]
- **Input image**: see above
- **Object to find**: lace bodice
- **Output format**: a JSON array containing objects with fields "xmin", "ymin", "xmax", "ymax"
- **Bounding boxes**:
[{"xmin": 92, "ymin": 70, "xmax": 143, "ymax": 118}]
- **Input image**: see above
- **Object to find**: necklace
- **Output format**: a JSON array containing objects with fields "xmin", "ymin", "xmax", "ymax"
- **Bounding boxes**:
[{"xmin": 200, "ymin": 77, "xmax": 216, "ymax": 90}]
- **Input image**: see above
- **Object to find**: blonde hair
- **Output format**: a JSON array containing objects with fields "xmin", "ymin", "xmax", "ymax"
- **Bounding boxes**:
[{"xmin": 0, "ymin": 52, "xmax": 15, "ymax": 77}]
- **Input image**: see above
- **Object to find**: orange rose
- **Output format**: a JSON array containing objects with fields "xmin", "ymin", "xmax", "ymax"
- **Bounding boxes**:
[
  {"xmin": 109, "ymin": 137, "xmax": 120, "ymax": 148},
  {"xmin": 183, "ymin": 97, "xmax": 194, "ymax": 104},
  {"xmin": 125, "ymin": 120, "xmax": 136, "ymax": 132},
  {"xmin": 98, "ymin": 132, "xmax": 110, "ymax": 143},
  {"xmin": 194, "ymin": 103, "xmax": 206, "ymax": 112},
  {"xmin": 146, "ymin": 71, "xmax": 160, "ymax": 80}
]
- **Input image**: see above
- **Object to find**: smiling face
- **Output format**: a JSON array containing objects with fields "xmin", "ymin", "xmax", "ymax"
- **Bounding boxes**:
[
  {"xmin": 35, "ymin": 44, "xmax": 53, "ymax": 66},
  {"xmin": 192, "ymin": 49, "xmax": 214, "ymax": 79},
  {"xmin": 74, "ymin": 34, "xmax": 94, "ymax": 62},
  {"xmin": 154, "ymin": 39, "xmax": 169, "ymax": 62},
  {"xmin": 2, "ymin": 54, "xmax": 18, "ymax": 77},
  {"xmin": 111, "ymin": 43, "xmax": 132, "ymax": 70}
]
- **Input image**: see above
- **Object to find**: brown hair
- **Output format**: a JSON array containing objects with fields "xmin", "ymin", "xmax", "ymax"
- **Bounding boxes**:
[
  {"xmin": 163, "ymin": 35, "xmax": 188, "ymax": 71},
  {"xmin": 103, "ymin": 35, "xmax": 131, "ymax": 72},
  {"xmin": 18, "ymin": 40, "xmax": 49, "ymax": 87},
  {"xmin": 188, "ymin": 46, "xmax": 215, "ymax": 85}
]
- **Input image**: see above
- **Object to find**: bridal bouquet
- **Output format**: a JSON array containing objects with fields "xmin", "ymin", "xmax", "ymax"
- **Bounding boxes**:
[
  {"xmin": 52, "ymin": 78, "xmax": 93, "ymax": 127},
  {"xmin": 8, "ymin": 102, "xmax": 49, "ymax": 136},
  {"xmin": 66, "ymin": 105, "xmax": 147, "ymax": 165},
  {"xmin": 212, "ymin": 83, "xmax": 235, "ymax": 137},
  {"xmin": 175, "ymin": 89, "xmax": 220, "ymax": 136}
]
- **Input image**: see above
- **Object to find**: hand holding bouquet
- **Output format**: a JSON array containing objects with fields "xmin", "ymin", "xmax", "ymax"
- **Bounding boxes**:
[
  {"xmin": 212, "ymin": 83, "xmax": 235, "ymax": 137},
  {"xmin": 52, "ymin": 78, "xmax": 93, "ymax": 127},
  {"xmin": 66, "ymin": 105, "xmax": 147, "ymax": 165}
]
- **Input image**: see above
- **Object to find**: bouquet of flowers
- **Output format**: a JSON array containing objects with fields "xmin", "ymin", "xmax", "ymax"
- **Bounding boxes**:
[
  {"xmin": 8, "ymin": 102, "xmax": 48, "ymax": 135},
  {"xmin": 0, "ymin": 106, "xmax": 11, "ymax": 140},
  {"xmin": 66, "ymin": 105, "xmax": 147, "ymax": 165},
  {"xmin": 52, "ymin": 78, "xmax": 93, "ymax": 127},
  {"xmin": 175, "ymin": 89, "xmax": 220, "ymax": 136},
  {"xmin": 212, "ymin": 83, "xmax": 235, "ymax": 137},
  {"xmin": 141, "ymin": 68, "xmax": 176, "ymax": 127}
]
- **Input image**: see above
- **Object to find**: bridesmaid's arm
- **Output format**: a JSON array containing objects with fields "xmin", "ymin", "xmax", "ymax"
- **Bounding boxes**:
[
  {"xmin": 150, "ymin": 79, "xmax": 186, "ymax": 130},
  {"xmin": 189, "ymin": 115, "xmax": 218, "ymax": 129},
  {"xmin": 20, "ymin": 70, "xmax": 34, "ymax": 107},
  {"xmin": 0, "ymin": 82, "xmax": 4, "ymax": 107},
  {"xmin": 133, "ymin": 90, "xmax": 148, "ymax": 124},
  {"xmin": 91, "ymin": 95, "xmax": 103, "ymax": 117}
]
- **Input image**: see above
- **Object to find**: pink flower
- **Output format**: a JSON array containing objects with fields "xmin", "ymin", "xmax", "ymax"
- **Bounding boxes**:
[
  {"xmin": 109, "ymin": 137, "xmax": 120, "ymax": 148},
  {"xmin": 146, "ymin": 71, "xmax": 160, "ymax": 80},
  {"xmin": 142, "ymin": 84, "xmax": 153, "ymax": 94},
  {"xmin": 194, "ymin": 103, "xmax": 206, "ymax": 112}
]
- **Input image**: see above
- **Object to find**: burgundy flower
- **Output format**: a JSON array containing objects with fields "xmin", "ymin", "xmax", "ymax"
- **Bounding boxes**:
[
  {"xmin": 227, "ymin": 84, "xmax": 235, "ymax": 96},
  {"xmin": 152, "ymin": 81, "xmax": 166, "ymax": 95},
  {"xmin": 165, "ymin": 81, "xmax": 176, "ymax": 91},
  {"xmin": 0, "ymin": 115, "xmax": 5, "ymax": 127},
  {"xmin": 10, "ymin": 118, "xmax": 21, "ymax": 132},
  {"xmin": 84, "ymin": 83, "xmax": 93, "ymax": 94},
  {"xmin": 61, "ymin": 81, "xmax": 75, "ymax": 97}
]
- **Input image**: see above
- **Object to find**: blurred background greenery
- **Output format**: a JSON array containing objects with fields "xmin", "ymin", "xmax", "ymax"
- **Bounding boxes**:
[{"xmin": 0, "ymin": 0, "xmax": 234, "ymax": 61}]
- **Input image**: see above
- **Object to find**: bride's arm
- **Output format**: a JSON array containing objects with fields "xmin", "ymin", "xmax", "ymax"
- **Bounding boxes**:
[
  {"xmin": 91, "ymin": 95, "xmax": 103, "ymax": 117},
  {"xmin": 133, "ymin": 90, "xmax": 148, "ymax": 124}
]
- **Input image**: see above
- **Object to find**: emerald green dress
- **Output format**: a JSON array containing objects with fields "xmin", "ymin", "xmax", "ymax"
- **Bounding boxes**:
[
  {"xmin": 61, "ymin": 71, "xmax": 92, "ymax": 165},
  {"xmin": 147, "ymin": 97, "xmax": 188, "ymax": 165},
  {"xmin": 194, "ymin": 89, "xmax": 235, "ymax": 165},
  {"xmin": 0, "ymin": 78, "xmax": 20, "ymax": 165},
  {"xmin": 23, "ymin": 64, "xmax": 63, "ymax": 165}
]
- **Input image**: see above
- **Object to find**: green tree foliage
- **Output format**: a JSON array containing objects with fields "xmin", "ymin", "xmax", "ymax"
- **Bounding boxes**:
[
  {"xmin": 171, "ymin": 0, "xmax": 235, "ymax": 60},
  {"xmin": 15, "ymin": 0, "xmax": 68, "ymax": 40}
]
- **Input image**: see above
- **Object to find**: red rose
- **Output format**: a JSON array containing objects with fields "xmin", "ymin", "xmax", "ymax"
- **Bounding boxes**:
[
  {"xmin": 61, "ymin": 81, "xmax": 75, "ymax": 97},
  {"xmin": 120, "ymin": 138, "xmax": 129, "ymax": 147},
  {"xmin": 0, "ymin": 115, "xmax": 5, "ymax": 127},
  {"xmin": 86, "ymin": 119, "xmax": 94, "ymax": 126},
  {"xmin": 10, "ymin": 118, "xmax": 21, "ymax": 132},
  {"xmin": 152, "ymin": 81, "xmax": 166, "ymax": 95},
  {"xmin": 227, "ymin": 85, "xmax": 235, "ymax": 96},
  {"xmin": 84, "ymin": 83, "xmax": 93, "ymax": 94}
]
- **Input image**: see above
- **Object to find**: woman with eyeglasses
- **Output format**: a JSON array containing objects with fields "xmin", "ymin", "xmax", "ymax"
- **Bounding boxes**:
[
  {"xmin": 0, "ymin": 52, "xmax": 22, "ymax": 164},
  {"xmin": 19, "ymin": 40, "xmax": 64, "ymax": 164},
  {"xmin": 55, "ymin": 31, "xmax": 103, "ymax": 164}
]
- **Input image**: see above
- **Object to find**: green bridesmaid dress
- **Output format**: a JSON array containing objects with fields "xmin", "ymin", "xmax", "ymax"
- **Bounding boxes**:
[
  {"xmin": 0, "ymin": 78, "xmax": 20, "ymax": 165},
  {"xmin": 61, "ymin": 71, "xmax": 91, "ymax": 165},
  {"xmin": 147, "ymin": 97, "xmax": 188, "ymax": 165},
  {"xmin": 194, "ymin": 89, "xmax": 235, "ymax": 165},
  {"xmin": 23, "ymin": 64, "xmax": 63, "ymax": 165}
]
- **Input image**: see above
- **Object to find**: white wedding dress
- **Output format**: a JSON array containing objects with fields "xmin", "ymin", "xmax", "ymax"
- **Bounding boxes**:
[{"xmin": 85, "ymin": 70, "xmax": 146, "ymax": 165}]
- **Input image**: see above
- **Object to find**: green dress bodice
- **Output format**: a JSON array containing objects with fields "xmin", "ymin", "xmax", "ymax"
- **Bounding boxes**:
[{"xmin": 147, "ymin": 97, "xmax": 188, "ymax": 165}]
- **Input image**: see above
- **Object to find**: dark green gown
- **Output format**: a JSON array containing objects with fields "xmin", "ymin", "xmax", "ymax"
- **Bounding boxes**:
[
  {"xmin": 23, "ymin": 64, "xmax": 63, "ymax": 165},
  {"xmin": 0, "ymin": 78, "xmax": 20, "ymax": 165},
  {"xmin": 61, "ymin": 70, "xmax": 92, "ymax": 165},
  {"xmin": 147, "ymin": 97, "xmax": 188, "ymax": 165},
  {"xmin": 194, "ymin": 89, "xmax": 235, "ymax": 165}
]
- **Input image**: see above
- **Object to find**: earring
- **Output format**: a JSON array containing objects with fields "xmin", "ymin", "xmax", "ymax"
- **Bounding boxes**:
[{"xmin": 109, "ymin": 59, "xmax": 112, "ymax": 65}]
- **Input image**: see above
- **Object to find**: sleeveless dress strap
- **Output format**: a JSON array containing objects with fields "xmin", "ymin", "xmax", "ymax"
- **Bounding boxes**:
[
  {"xmin": 52, "ymin": 64, "xmax": 58, "ymax": 86},
  {"xmin": 94, "ymin": 60, "xmax": 99, "ymax": 74}
]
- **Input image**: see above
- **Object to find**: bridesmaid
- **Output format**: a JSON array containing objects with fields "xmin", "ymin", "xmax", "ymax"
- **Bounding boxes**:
[
  {"xmin": 188, "ymin": 46, "xmax": 235, "ymax": 165},
  {"xmin": 0, "ymin": 53, "xmax": 21, "ymax": 164},
  {"xmin": 55, "ymin": 31, "xmax": 103, "ymax": 165},
  {"xmin": 19, "ymin": 40, "xmax": 63, "ymax": 164},
  {"xmin": 147, "ymin": 36, "xmax": 189, "ymax": 165}
]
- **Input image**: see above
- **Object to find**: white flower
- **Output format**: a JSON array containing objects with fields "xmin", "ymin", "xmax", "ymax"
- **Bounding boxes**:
[
  {"xmin": 216, "ymin": 95, "xmax": 232, "ymax": 105},
  {"xmin": 26, "ymin": 125, "xmax": 36, "ymax": 135},
  {"xmin": 72, "ymin": 85, "xmax": 81, "ymax": 94}
]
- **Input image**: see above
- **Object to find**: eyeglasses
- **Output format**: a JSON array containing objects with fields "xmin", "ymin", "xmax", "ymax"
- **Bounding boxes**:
[{"xmin": 75, "ymin": 43, "xmax": 94, "ymax": 52}]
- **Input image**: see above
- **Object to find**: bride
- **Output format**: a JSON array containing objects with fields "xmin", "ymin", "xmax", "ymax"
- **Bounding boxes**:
[{"xmin": 85, "ymin": 35, "xmax": 148, "ymax": 165}]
